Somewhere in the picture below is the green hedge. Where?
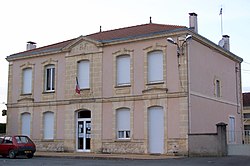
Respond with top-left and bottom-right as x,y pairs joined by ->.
0,123 -> 6,133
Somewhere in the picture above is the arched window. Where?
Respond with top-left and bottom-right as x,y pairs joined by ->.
116,55 -> 130,86
116,108 -> 130,139
43,112 -> 54,139
215,79 -> 221,97
77,60 -> 90,89
22,68 -> 32,94
21,113 -> 31,136
148,51 -> 163,83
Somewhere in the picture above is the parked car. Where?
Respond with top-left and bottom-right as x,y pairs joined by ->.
0,135 -> 36,159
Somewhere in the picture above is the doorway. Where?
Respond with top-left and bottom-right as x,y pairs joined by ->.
76,110 -> 91,152
148,106 -> 164,154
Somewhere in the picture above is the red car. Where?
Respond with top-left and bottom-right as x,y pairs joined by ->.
0,135 -> 36,159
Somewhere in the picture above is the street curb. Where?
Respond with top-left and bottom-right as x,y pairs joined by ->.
34,152 -> 182,160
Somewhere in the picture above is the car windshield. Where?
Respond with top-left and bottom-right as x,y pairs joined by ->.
15,136 -> 29,144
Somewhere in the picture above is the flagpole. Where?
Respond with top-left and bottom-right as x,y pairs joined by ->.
220,7 -> 223,36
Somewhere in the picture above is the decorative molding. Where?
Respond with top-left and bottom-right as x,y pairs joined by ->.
62,36 -> 101,51
20,62 -> 35,69
17,96 -> 34,103
41,58 -> 58,65
142,87 -> 168,94
143,43 -> 167,52
112,48 -> 134,56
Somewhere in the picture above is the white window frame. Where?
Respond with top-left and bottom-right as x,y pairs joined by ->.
147,51 -> 163,83
116,55 -> 130,86
43,112 -> 54,140
22,68 -> 32,94
45,65 -> 55,92
77,60 -> 90,89
116,108 -> 130,139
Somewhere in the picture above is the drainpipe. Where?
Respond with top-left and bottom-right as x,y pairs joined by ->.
235,62 -> 240,115
236,62 -> 244,143
187,40 -> 191,134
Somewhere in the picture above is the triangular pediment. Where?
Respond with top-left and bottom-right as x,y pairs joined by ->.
63,36 -> 102,56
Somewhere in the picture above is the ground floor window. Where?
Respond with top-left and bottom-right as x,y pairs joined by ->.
228,116 -> 235,143
116,108 -> 130,139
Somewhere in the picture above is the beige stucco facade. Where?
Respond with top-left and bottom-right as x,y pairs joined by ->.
6,22 -> 243,155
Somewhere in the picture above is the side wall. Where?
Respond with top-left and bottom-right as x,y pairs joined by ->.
189,40 -> 242,143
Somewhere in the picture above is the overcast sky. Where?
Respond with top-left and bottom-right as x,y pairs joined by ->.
1,0 -> 250,123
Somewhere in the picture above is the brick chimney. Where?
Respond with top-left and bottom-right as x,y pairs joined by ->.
26,41 -> 36,51
189,13 -> 198,33
222,35 -> 230,51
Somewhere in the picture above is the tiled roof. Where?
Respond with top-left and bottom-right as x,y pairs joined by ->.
243,93 -> 250,107
7,23 -> 186,59
86,23 -> 186,42
8,38 -> 76,59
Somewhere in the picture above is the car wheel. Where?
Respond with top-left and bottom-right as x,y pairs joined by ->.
8,150 -> 16,159
26,153 -> 34,158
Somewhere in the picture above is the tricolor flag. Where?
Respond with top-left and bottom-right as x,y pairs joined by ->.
219,8 -> 222,15
75,77 -> 80,94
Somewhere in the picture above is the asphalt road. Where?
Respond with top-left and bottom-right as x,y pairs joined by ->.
0,156 -> 250,166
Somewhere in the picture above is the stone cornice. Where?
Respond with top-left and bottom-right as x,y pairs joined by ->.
6,92 -> 188,108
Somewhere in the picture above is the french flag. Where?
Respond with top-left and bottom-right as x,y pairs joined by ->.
75,77 -> 80,94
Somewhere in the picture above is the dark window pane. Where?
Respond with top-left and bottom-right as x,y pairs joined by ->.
78,111 -> 91,118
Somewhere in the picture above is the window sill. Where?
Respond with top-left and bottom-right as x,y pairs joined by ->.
20,93 -> 32,96
115,139 -> 131,142
115,84 -> 131,88
80,88 -> 90,91
41,139 -> 54,142
146,81 -> 164,86
43,91 -> 55,94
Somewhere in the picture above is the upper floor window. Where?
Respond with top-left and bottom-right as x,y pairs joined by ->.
147,51 -> 163,83
116,108 -> 130,139
77,60 -> 90,89
22,68 -> 32,94
45,65 -> 55,92
215,79 -> 221,97
117,55 -> 130,86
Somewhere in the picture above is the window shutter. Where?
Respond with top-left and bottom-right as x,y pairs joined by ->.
44,112 -> 54,139
117,108 -> 130,131
78,61 -> 90,89
21,113 -> 31,136
117,55 -> 130,85
23,68 -> 32,94
229,117 -> 235,143
148,51 -> 163,83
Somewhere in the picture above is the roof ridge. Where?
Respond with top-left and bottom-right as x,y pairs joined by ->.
87,23 -> 185,36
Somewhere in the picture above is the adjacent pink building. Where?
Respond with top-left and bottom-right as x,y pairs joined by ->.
5,13 -> 243,155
